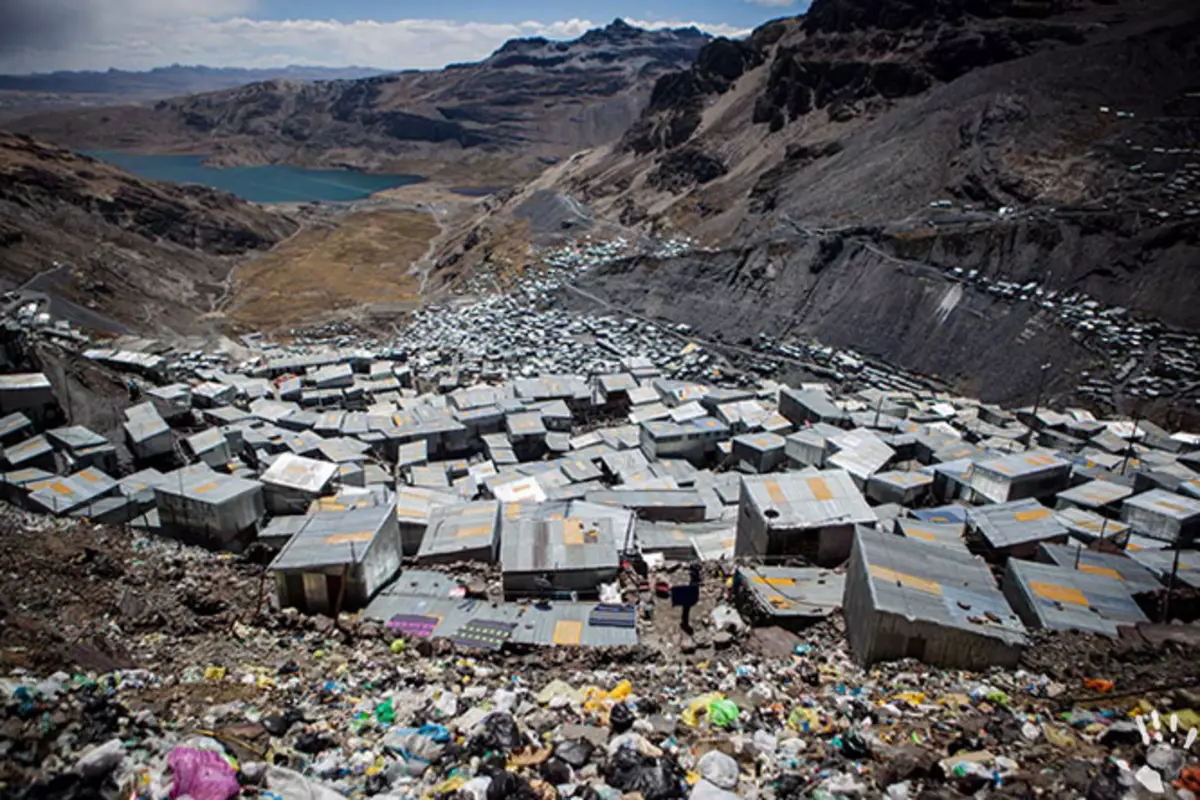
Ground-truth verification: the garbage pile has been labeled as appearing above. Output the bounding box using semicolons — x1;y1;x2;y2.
8;530;1200;800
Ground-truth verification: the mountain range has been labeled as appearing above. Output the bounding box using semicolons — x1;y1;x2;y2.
6;20;711;183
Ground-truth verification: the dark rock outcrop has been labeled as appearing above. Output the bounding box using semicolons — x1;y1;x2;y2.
622;37;766;154
646;148;728;193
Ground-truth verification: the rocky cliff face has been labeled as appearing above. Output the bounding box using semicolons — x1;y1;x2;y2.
8;21;710;183
0;132;296;333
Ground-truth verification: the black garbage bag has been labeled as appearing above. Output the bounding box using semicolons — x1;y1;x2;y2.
609;702;635;734
469;713;523;755
486;770;540;800
540;757;572;785
840;731;871;760
554;738;595;768
262;709;303;737
774;774;808;800
603;746;685;799
294;731;336;754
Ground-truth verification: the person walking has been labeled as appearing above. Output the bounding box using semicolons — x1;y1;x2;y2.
679;563;702;632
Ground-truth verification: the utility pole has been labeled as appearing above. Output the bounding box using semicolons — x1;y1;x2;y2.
1119;406;1141;476
1163;545;1183;624
1026;362;1052;450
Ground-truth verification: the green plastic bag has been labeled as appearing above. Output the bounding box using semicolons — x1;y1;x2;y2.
375;698;395;725
708;698;740;728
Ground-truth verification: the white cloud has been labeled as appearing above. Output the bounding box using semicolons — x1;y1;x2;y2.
745;0;797;7
0;4;750;74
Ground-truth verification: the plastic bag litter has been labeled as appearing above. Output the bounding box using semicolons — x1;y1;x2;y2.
265;766;346;800
459;776;493;800
682;693;724;727
168;748;239;800
697;750;739;790
383;726;448;777
708;699;739;728
604;746;685;800
690;779;740;800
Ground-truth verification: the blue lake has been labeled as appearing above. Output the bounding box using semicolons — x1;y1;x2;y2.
84;150;424;203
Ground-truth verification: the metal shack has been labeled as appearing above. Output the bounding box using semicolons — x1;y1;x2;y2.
0;373;55;422
1002;558;1148;637
731;433;787;474
148;383;193;422
27;468;118;516
1054;507;1129;544
123;403;172;461
584;489;708;523
3;434;56;472
500;501;628;598
968;451;1071;504
1055;480;1134;514
154;466;265;551
270;504;402;614
734;565;845;629
867;471;934;506
185;428;232;468
966;499;1070;560
260;452;339;515
779;388;849;428
894;518;969;552
416;500;501;564
736;469;876;566
1036;542;1163;599
1121;490;1200;544
843;528;1028;669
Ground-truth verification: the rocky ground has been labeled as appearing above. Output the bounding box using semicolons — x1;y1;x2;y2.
5;502;1200;799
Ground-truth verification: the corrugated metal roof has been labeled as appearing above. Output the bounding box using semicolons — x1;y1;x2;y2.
0;412;32;438
47;426;107;451
5;435;53;464
1004;558;1148;636
971;450;1070;480
270;505;395;570
854;528;1028;645
912;505;969;524
1037;542;1162;595
1123;489;1200;521
1054;507;1129;541
156;466;261;504
1057;480;1134;509
362;594;637;648
393;489;453;525
261;453;338;493
741;469;875;529
828;429;895;479
1126;548;1200;589
0;373;51;390
967;499;1068;549
870;471;934;489
501;514;620;574
27;467;117;514
419;501;500;559
895;518;967;550
737;566;845;619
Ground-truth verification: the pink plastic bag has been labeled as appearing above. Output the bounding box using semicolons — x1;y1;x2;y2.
168;747;239;800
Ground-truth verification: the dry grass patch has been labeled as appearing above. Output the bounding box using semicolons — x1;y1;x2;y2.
227;208;439;331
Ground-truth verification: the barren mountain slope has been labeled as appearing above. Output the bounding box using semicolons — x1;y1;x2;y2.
0;132;296;333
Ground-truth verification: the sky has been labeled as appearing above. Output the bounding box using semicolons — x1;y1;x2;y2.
0;0;810;75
